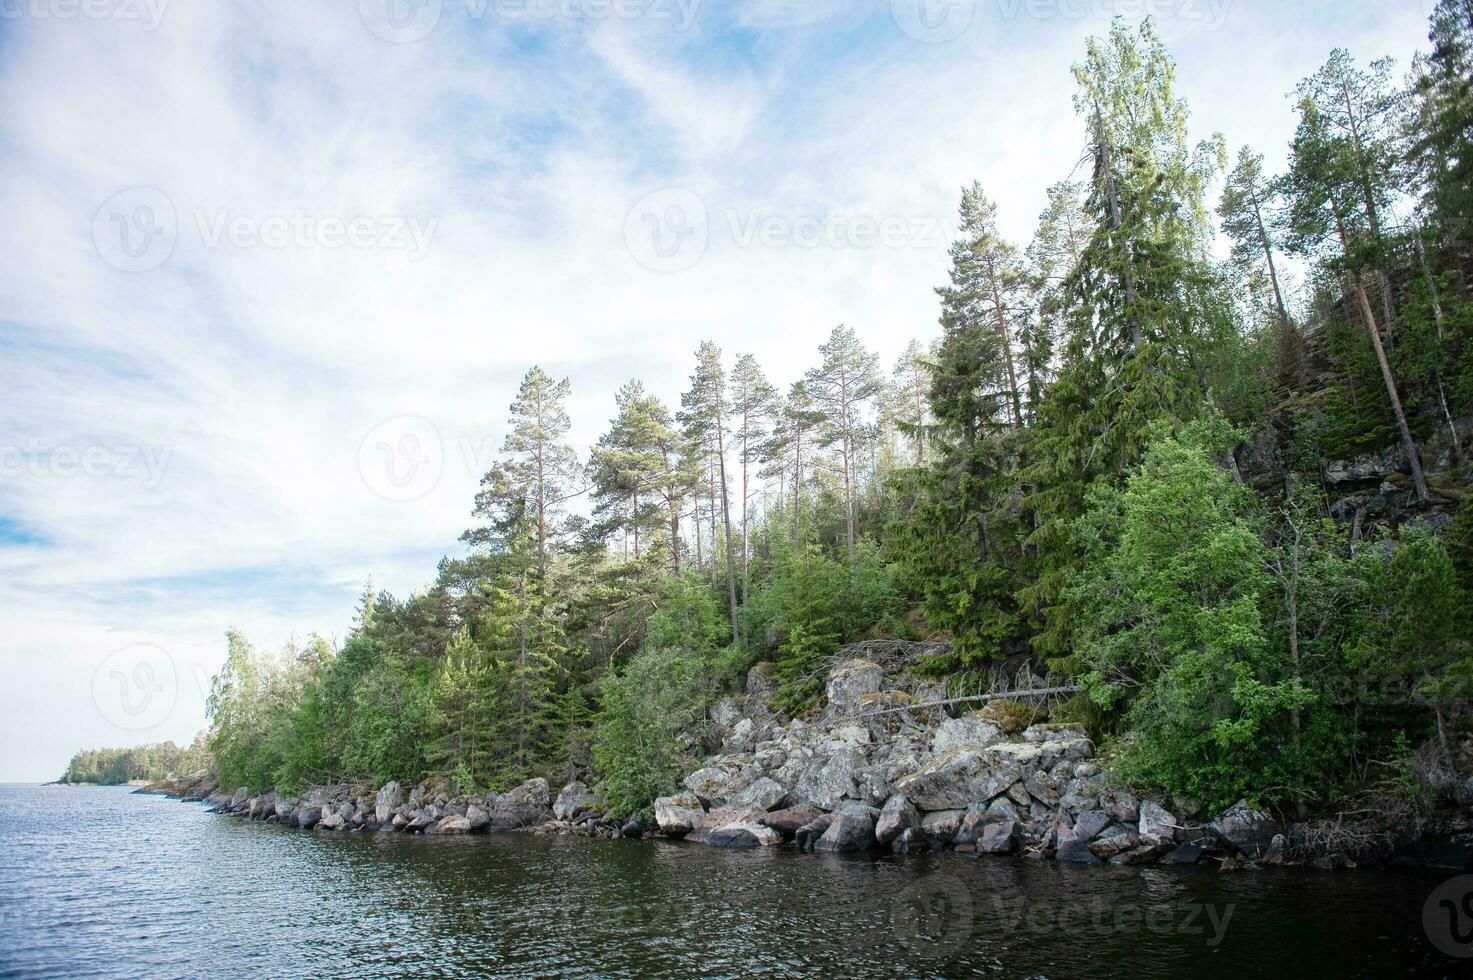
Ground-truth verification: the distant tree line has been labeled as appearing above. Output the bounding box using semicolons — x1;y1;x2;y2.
60;739;209;785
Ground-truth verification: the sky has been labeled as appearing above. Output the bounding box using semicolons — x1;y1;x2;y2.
0;0;1434;782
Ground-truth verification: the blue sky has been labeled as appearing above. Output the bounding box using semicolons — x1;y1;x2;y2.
0;0;1431;781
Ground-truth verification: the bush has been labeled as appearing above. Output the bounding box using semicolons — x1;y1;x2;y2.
592;648;709;816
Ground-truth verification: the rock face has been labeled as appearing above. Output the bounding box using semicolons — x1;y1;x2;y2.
893;748;996;811
932;713;1003;755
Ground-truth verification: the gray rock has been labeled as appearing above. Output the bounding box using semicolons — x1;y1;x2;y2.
1072;810;1111;844
1022;723;1088;743
375;781;404;823
746;663;780;703
728;776;788;812
919;808;967;842
1210;800;1280;858
892;826;930;854
722;718;758;753
978;820;1020;854
688;805;782;848
824;659;884;715
553;781;596;821
466;805;490;833
893;748;995;811
654;793;707;837
874;794;919;845
1088;824;1139;858
813;802;878;853
794;814;834;851
932;713;1004;755
319;809;346;831
498;778;550;813
429;815;472;835
793;747;864;811
297;807;321;830
710;697;744;728
759;807;819;838
1161;843;1204;865
684;765;754;806
1137;800;1179;850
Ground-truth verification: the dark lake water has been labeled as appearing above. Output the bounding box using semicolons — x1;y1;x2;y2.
0;784;1466;977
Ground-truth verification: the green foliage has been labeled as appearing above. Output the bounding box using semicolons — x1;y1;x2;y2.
592;648;709;816
60;739;209;785
1069;422;1348;811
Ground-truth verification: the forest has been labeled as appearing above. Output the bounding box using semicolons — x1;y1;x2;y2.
204;6;1473;823
59;741;210;785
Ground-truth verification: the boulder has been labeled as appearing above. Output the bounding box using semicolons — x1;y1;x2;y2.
824;659;884;715
487;778;552;830
297;807;321;830
688;805;782;848
794;815;834;851
977;820;1020;854
1071;810;1111;844
375;781;405;823
1138;801;1179;849
728;776;788;812
813;802;878;853
319;809;346;831
429;815;472;835
892;826;930;854
620;816;646;839
684;765;753;807
919;809;967;843
1088;824;1139;859
954;798;1020;846
710;697;744;728
1161;843;1204;865
1210;800;1280;858
874;794;919;845
932;712;1004;755
759;807;819;839
893;747;996;811
746;662;780;703
466;805;491;833
722;718;758;753
654;793;706;837
553;781;596;821
1022;723;1088;743
792;747;863;811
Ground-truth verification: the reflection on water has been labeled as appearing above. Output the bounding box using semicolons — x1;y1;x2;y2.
0;785;1458;977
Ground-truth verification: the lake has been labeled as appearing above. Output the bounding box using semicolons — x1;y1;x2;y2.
0;784;1464;977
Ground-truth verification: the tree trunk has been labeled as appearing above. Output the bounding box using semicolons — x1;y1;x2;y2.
987;255;1024;426
1330;194;1429;503
713;410;741;648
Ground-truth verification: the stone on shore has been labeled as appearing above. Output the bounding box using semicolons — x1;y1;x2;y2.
654;793;706;837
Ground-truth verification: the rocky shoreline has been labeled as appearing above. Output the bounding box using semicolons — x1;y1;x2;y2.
145;657;1473;874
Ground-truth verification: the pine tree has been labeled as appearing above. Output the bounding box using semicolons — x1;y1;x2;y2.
730;354;777;605
465;366;582;575
679;342;741;647
888;340;933;467
805;325;882;563
1022;19;1224;664
1219;147;1296;341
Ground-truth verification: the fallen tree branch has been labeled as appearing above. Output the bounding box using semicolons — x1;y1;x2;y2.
836;685;1083;721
